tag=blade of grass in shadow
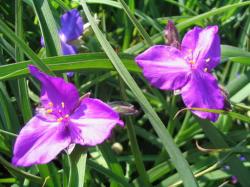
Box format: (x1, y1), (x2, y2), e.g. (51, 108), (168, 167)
(0, 36), (15, 59)
(15, 0), (32, 122)
(37, 164), (62, 187)
(0, 155), (43, 184)
(98, 143), (125, 187)
(118, 0), (153, 46)
(31, 0), (62, 56)
(87, 160), (131, 187)
(81, 1), (198, 186)
(162, 0), (197, 15)
(120, 80), (151, 187)
(0, 18), (53, 75)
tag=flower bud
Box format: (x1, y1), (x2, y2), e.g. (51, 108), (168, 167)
(164, 20), (180, 49)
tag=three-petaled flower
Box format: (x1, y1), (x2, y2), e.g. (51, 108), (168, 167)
(135, 25), (224, 122)
(12, 65), (123, 167)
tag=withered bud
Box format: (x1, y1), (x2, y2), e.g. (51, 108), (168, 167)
(219, 85), (231, 111)
(109, 101), (139, 116)
(164, 20), (180, 49)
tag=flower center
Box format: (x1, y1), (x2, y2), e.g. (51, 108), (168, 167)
(45, 102), (70, 123)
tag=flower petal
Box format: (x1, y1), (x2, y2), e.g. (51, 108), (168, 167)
(12, 116), (71, 167)
(181, 26), (221, 70)
(28, 65), (79, 112)
(61, 41), (77, 55)
(181, 26), (202, 53)
(181, 70), (224, 122)
(60, 9), (83, 42)
(69, 98), (123, 146)
(135, 45), (190, 90)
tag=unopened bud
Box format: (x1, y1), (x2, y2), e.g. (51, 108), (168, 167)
(219, 85), (231, 111)
(109, 101), (139, 116)
(164, 20), (180, 49)
(111, 142), (123, 154)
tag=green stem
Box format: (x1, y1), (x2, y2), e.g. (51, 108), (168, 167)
(0, 129), (17, 137)
(167, 95), (177, 135)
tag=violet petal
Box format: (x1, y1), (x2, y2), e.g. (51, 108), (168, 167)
(181, 70), (224, 122)
(28, 65), (79, 112)
(69, 98), (123, 146)
(12, 116), (71, 167)
(60, 9), (83, 42)
(135, 45), (190, 90)
(61, 40), (77, 55)
(181, 26), (220, 70)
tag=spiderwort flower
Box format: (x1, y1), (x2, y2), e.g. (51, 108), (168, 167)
(12, 65), (123, 167)
(41, 9), (83, 76)
(135, 25), (224, 122)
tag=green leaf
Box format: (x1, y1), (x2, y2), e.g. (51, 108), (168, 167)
(230, 57), (250, 65)
(0, 53), (138, 81)
(118, 0), (153, 46)
(15, 0), (33, 122)
(80, 1), (198, 186)
(68, 146), (87, 187)
(0, 17), (52, 74)
(31, 0), (62, 56)
(190, 108), (250, 123)
(230, 83), (250, 103)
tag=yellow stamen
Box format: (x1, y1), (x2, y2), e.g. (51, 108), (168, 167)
(61, 102), (65, 108)
(204, 68), (208, 72)
(189, 60), (195, 64)
(48, 102), (53, 107)
(57, 117), (63, 122)
(46, 109), (53, 113)
(205, 58), (210, 63)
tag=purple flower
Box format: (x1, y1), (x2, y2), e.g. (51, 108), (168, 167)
(135, 25), (224, 122)
(41, 9), (83, 55)
(231, 176), (238, 184)
(12, 65), (123, 167)
(41, 9), (83, 77)
(239, 155), (246, 161)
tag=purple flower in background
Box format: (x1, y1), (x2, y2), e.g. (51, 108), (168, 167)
(12, 65), (123, 167)
(41, 9), (83, 76)
(231, 176), (238, 184)
(135, 25), (224, 122)
(41, 9), (83, 55)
